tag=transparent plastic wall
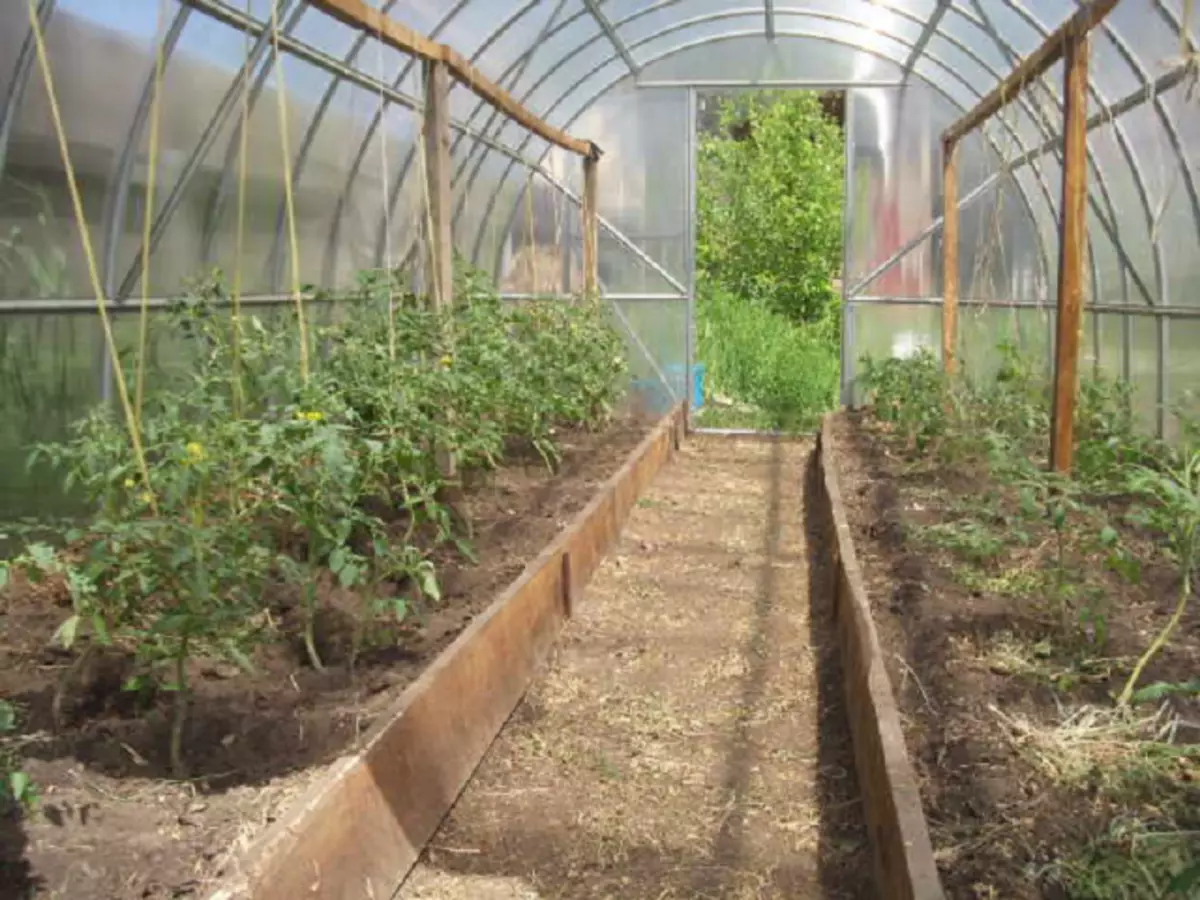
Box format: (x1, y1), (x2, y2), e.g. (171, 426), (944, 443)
(0, 0), (614, 516)
(843, 15), (1200, 439)
(541, 78), (693, 410)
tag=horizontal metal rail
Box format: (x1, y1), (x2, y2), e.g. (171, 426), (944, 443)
(849, 295), (1200, 319)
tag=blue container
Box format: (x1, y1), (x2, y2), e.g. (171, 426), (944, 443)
(662, 363), (706, 409)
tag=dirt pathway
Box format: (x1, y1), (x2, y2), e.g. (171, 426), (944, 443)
(399, 436), (871, 899)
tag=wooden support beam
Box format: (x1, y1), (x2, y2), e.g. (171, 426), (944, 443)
(307, 0), (597, 158)
(423, 58), (453, 311)
(1049, 34), (1091, 474)
(941, 139), (959, 374)
(942, 0), (1119, 146)
(424, 58), (456, 480)
(583, 155), (599, 296)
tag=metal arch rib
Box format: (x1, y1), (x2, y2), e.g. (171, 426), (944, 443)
(496, 5), (1167, 307)
(965, 0), (1120, 308)
(473, 13), (1065, 300)
(326, 0), (562, 283)
(113, 0), (304, 303)
(582, 0), (640, 75)
(261, 0), (408, 291)
(480, 33), (1060, 300)
(0, 0), (57, 181)
(462, 3), (1072, 289)
(481, 24), (1060, 291)
(903, 0), (951, 81)
(764, 0), (775, 40)
(100, 6), (192, 303)
(373, 0), (572, 275)
(1001, 0), (1171, 310)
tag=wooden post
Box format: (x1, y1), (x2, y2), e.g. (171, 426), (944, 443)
(941, 138), (959, 374)
(1049, 33), (1090, 474)
(582, 151), (599, 296)
(424, 58), (453, 310)
(424, 58), (456, 480)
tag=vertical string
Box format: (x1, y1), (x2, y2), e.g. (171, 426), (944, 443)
(376, 27), (396, 361)
(231, 0), (254, 417)
(135, 0), (169, 426)
(26, 0), (155, 510)
(269, 0), (309, 383)
(525, 170), (536, 292)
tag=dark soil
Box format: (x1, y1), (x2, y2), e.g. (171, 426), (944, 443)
(827, 410), (1200, 899)
(0, 419), (649, 900)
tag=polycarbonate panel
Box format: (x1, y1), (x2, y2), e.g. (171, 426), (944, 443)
(845, 83), (1046, 302)
(614, 297), (687, 414)
(0, 314), (102, 517)
(0, 1), (157, 300)
(638, 34), (904, 83)
(556, 80), (689, 284)
(957, 304), (1052, 384)
(844, 302), (941, 405)
(118, 7), (247, 298)
(1167, 318), (1200, 438)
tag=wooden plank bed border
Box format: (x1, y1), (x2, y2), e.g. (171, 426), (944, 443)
(813, 417), (946, 900)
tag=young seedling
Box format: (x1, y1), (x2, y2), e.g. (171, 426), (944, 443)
(1118, 444), (1200, 706)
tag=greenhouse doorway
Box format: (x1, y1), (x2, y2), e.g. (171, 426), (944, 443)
(690, 88), (847, 433)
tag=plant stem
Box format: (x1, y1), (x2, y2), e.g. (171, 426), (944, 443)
(303, 581), (324, 671)
(170, 637), (189, 778)
(1118, 569), (1192, 706)
(52, 644), (91, 729)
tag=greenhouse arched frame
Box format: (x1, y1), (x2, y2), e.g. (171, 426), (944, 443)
(0, 0), (1198, 516)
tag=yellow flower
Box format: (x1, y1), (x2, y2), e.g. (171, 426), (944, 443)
(139, 491), (154, 504)
(185, 441), (206, 463)
(439, 355), (453, 368)
(123, 477), (135, 488)
(295, 410), (324, 422)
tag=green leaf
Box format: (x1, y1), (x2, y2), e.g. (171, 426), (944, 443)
(9, 771), (30, 803)
(122, 675), (147, 693)
(53, 614), (80, 649)
(329, 546), (347, 574)
(417, 567), (441, 603)
(1168, 860), (1200, 895)
(0, 701), (15, 733)
(1099, 525), (1119, 547)
(1131, 679), (1200, 704)
(91, 614), (111, 645)
(0, 564), (8, 591)
(337, 561), (362, 589)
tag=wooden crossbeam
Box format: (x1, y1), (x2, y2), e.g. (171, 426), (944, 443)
(942, 0), (1119, 147)
(307, 0), (600, 159)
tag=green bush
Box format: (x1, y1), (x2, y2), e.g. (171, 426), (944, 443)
(697, 285), (839, 430)
(697, 91), (844, 324)
(4, 265), (628, 775)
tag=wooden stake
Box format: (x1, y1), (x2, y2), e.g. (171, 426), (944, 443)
(423, 58), (456, 480)
(1050, 34), (1090, 474)
(423, 58), (453, 311)
(941, 138), (959, 374)
(583, 153), (599, 296)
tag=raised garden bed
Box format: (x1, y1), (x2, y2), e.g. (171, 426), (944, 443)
(0, 411), (674, 900)
(826, 408), (1200, 899)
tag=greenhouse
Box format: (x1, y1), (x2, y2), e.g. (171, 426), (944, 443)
(0, 1), (1198, 898)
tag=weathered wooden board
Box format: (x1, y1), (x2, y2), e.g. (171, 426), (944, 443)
(815, 419), (946, 900)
